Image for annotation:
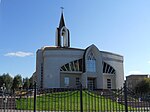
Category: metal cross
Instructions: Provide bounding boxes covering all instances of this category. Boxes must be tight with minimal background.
[60,7,64,12]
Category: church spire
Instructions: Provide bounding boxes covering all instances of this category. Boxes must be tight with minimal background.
[59,7,65,29]
[55,8,70,48]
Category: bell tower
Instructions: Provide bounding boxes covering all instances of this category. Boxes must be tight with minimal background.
[55,8,70,47]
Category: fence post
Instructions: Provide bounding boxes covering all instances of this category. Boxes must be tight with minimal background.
[80,82,83,112]
[2,84,6,112]
[33,82,37,112]
[124,81,128,112]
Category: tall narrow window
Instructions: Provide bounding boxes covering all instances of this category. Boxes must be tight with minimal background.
[64,77,69,87]
[41,63,43,88]
[107,79,111,89]
[86,52,96,72]
[76,77,80,88]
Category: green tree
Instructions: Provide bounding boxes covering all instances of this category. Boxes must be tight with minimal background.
[0,73,13,92]
[23,77,30,89]
[11,75,22,91]
[29,76,34,89]
[134,78,150,94]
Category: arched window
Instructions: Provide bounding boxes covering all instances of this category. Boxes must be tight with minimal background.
[60,26,69,47]
[86,52,96,72]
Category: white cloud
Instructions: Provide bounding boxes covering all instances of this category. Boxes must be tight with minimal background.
[148,61,150,64]
[4,51,33,57]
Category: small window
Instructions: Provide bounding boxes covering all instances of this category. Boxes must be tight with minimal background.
[76,77,80,88]
[64,77,69,87]
[107,79,111,89]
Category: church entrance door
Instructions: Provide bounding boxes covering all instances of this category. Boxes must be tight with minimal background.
[87,78,96,90]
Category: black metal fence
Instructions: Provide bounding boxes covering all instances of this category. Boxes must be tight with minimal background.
[0,82,150,112]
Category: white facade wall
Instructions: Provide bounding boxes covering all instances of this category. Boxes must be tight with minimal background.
[35,46,124,89]
[101,52,124,89]
[36,49,43,88]
[42,49,84,88]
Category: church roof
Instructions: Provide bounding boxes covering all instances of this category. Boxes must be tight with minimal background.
[43,46,84,51]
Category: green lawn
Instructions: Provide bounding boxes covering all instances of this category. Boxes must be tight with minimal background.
[16,90,126,111]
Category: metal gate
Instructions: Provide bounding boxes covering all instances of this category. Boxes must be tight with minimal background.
[0,82,150,112]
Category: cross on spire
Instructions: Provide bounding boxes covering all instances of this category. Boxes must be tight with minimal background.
[60,7,64,13]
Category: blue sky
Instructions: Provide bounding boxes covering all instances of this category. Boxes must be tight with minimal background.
[0,0,150,78]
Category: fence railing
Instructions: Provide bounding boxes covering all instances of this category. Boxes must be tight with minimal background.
[0,82,150,112]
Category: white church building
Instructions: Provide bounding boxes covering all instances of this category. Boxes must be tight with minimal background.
[33,12,124,89]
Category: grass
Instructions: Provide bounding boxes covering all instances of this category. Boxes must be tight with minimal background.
[16,90,128,111]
